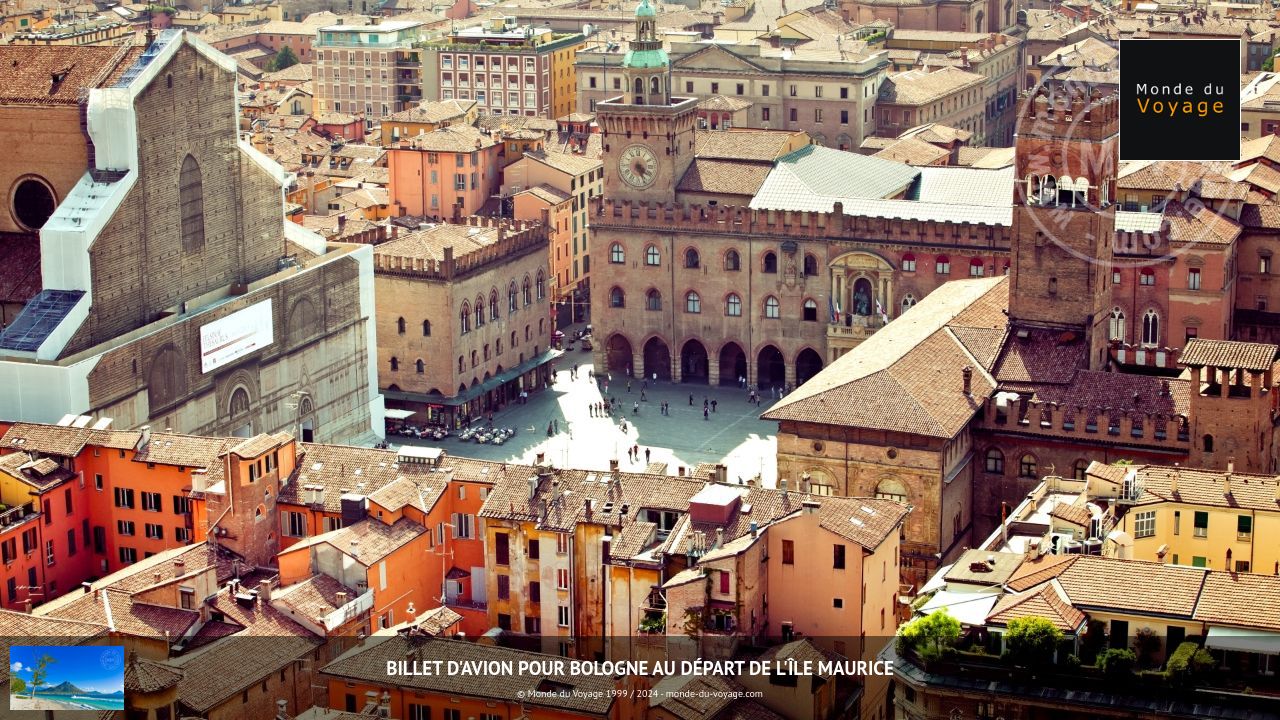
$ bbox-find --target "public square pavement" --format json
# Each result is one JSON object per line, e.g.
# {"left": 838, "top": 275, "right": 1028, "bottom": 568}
{"left": 395, "top": 356, "right": 781, "bottom": 487}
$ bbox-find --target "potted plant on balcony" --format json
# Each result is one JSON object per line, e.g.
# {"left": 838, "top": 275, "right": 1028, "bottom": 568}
{"left": 896, "top": 609, "right": 961, "bottom": 670}
{"left": 1002, "top": 616, "right": 1064, "bottom": 673}
{"left": 639, "top": 613, "right": 665, "bottom": 634}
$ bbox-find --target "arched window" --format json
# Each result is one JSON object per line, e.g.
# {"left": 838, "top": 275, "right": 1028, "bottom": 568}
{"left": 969, "top": 257, "right": 986, "bottom": 277}
{"left": 685, "top": 248, "right": 700, "bottom": 268}
{"left": 901, "top": 252, "right": 917, "bottom": 272}
{"left": 458, "top": 356, "right": 464, "bottom": 373}
{"left": 536, "top": 271, "right": 545, "bottom": 300}
{"left": 803, "top": 254, "right": 818, "bottom": 277}
{"left": 686, "top": 291, "right": 701, "bottom": 313}
{"left": 1203, "top": 434, "right": 1214, "bottom": 452}
{"left": 645, "top": 245, "right": 660, "bottom": 266}
{"left": 764, "top": 295, "right": 780, "bottom": 318}
{"left": 525, "top": 325, "right": 531, "bottom": 341}
{"left": 936, "top": 255, "right": 951, "bottom": 274}
{"left": 985, "top": 448, "right": 1004, "bottom": 474}
{"left": 1109, "top": 308, "right": 1125, "bottom": 340}
{"left": 416, "top": 359, "right": 425, "bottom": 373}
{"left": 650, "top": 76, "right": 660, "bottom": 95}
{"left": 802, "top": 299, "right": 817, "bottom": 322}
{"left": 1019, "top": 454, "right": 1037, "bottom": 478}
{"left": 422, "top": 320, "right": 431, "bottom": 336}
{"left": 474, "top": 297, "right": 485, "bottom": 327}
{"left": 874, "top": 478, "right": 908, "bottom": 503}
{"left": 179, "top": 155, "right": 206, "bottom": 251}
{"left": 229, "top": 386, "right": 250, "bottom": 417}
{"left": 902, "top": 294, "right": 917, "bottom": 311}
{"left": 471, "top": 351, "right": 478, "bottom": 368}
{"left": 1073, "top": 459, "right": 1089, "bottom": 480}
{"left": 610, "top": 243, "right": 625, "bottom": 264}
{"left": 763, "top": 252, "right": 778, "bottom": 274}
{"left": 1142, "top": 309, "right": 1159, "bottom": 346}
{"left": 459, "top": 303, "right": 471, "bottom": 333}
{"left": 1140, "top": 267, "right": 1156, "bottom": 286}
{"left": 490, "top": 291, "right": 499, "bottom": 321}
{"left": 496, "top": 338, "right": 503, "bottom": 354}
{"left": 724, "top": 249, "right": 740, "bottom": 271}
{"left": 509, "top": 282, "right": 518, "bottom": 312}
{"left": 396, "top": 317, "right": 406, "bottom": 334}
{"left": 390, "top": 357, "right": 400, "bottom": 372}
{"left": 634, "top": 77, "right": 643, "bottom": 95}
{"left": 522, "top": 276, "right": 532, "bottom": 306}
{"left": 610, "top": 287, "right": 625, "bottom": 308}
{"left": 646, "top": 289, "right": 662, "bottom": 311}
{"left": 726, "top": 293, "right": 742, "bottom": 317}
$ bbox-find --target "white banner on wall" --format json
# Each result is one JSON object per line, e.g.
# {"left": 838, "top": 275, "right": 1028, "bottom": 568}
{"left": 200, "top": 299, "right": 274, "bottom": 374}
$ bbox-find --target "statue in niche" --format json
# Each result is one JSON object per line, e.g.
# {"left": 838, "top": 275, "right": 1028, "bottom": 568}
{"left": 854, "top": 285, "right": 871, "bottom": 316}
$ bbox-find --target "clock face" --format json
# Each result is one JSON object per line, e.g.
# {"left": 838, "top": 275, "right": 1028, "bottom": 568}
{"left": 618, "top": 144, "right": 659, "bottom": 189}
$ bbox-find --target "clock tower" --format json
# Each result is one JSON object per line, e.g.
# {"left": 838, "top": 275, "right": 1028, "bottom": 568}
{"left": 597, "top": 0, "right": 698, "bottom": 203}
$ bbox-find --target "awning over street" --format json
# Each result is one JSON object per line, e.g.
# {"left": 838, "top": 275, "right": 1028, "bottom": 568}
{"left": 383, "top": 349, "right": 563, "bottom": 407}
{"left": 1205, "top": 626, "right": 1280, "bottom": 654}
{"left": 384, "top": 409, "right": 416, "bottom": 420}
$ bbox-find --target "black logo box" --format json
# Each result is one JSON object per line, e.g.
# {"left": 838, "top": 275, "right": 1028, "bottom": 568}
{"left": 1119, "top": 38, "right": 1241, "bottom": 162}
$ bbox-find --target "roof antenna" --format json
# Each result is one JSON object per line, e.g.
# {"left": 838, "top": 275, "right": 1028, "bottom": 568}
{"left": 144, "top": 4, "right": 155, "bottom": 47}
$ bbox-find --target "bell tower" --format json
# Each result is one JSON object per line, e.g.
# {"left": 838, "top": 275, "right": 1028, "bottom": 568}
{"left": 596, "top": 0, "right": 698, "bottom": 203}
{"left": 1008, "top": 88, "right": 1119, "bottom": 370}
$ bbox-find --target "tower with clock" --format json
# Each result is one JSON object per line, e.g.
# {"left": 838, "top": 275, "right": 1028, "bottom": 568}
{"left": 596, "top": 0, "right": 699, "bottom": 204}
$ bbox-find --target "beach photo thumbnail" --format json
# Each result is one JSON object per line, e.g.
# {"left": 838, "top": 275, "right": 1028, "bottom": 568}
{"left": 8, "top": 645, "right": 124, "bottom": 712}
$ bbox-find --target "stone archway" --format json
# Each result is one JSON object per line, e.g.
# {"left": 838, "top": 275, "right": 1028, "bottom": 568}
{"left": 681, "top": 339, "right": 709, "bottom": 384}
{"left": 796, "top": 348, "right": 823, "bottom": 386}
{"left": 719, "top": 342, "right": 747, "bottom": 386}
{"left": 606, "top": 334, "right": 633, "bottom": 374}
{"left": 643, "top": 337, "right": 671, "bottom": 380}
{"left": 757, "top": 345, "right": 785, "bottom": 389}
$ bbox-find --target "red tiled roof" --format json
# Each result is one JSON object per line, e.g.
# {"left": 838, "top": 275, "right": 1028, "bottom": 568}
{"left": 1179, "top": 338, "right": 1278, "bottom": 371}
{"left": 0, "top": 45, "right": 142, "bottom": 106}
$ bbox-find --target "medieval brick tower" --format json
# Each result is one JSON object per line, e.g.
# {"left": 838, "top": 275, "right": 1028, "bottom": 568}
{"left": 1008, "top": 90, "right": 1120, "bottom": 370}
{"left": 596, "top": 0, "right": 698, "bottom": 204}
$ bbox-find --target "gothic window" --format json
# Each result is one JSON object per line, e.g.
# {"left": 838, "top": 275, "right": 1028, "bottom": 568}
{"left": 509, "top": 282, "right": 518, "bottom": 312}
{"left": 763, "top": 252, "right": 778, "bottom": 274}
{"left": 490, "top": 291, "right": 499, "bottom": 321}
{"left": 416, "top": 359, "right": 425, "bottom": 373}
{"left": 610, "top": 243, "right": 625, "bottom": 263}
{"left": 764, "top": 296, "right": 780, "bottom": 319}
{"left": 902, "top": 294, "right": 917, "bottom": 311}
{"left": 726, "top": 293, "right": 742, "bottom": 317}
{"left": 1109, "top": 308, "right": 1125, "bottom": 340}
{"left": 803, "top": 254, "right": 818, "bottom": 276}
{"left": 1142, "top": 309, "right": 1159, "bottom": 346}
{"left": 229, "top": 387, "right": 250, "bottom": 416}
{"left": 802, "top": 299, "right": 817, "bottom": 322}
{"left": 460, "top": 303, "right": 471, "bottom": 333}
{"left": 645, "top": 245, "right": 660, "bottom": 266}
{"left": 685, "top": 248, "right": 700, "bottom": 268}
{"left": 179, "top": 155, "right": 206, "bottom": 251}
{"left": 610, "top": 287, "right": 625, "bottom": 308}
{"left": 536, "top": 271, "right": 545, "bottom": 300}
{"left": 474, "top": 297, "right": 485, "bottom": 327}
{"left": 423, "top": 320, "right": 431, "bottom": 336}
{"left": 396, "top": 317, "right": 406, "bottom": 334}
{"left": 724, "top": 249, "right": 740, "bottom": 271}
{"left": 686, "top": 291, "right": 701, "bottom": 313}
{"left": 646, "top": 289, "right": 662, "bottom": 311}
{"left": 985, "top": 448, "right": 1004, "bottom": 474}
{"left": 522, "top": 276, "right": 532, "bottom": 306}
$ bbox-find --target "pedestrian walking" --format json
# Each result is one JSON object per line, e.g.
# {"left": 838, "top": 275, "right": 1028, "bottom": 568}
{"left": 704, "top": 407, "right": 709, "bottom": 421}
{"left": 642, "top": 380, "right": 648, "bottom": 391}
{"left": 633, "top": 401, "right": 639, "bottom": 414}
{"left": 651, "top": 372, "right": 657, "bottom": 384}
{"left": 627, "top": 381, "right": 632, "bottom": 393}
{"left": 645, "top": 448, "right": 651, "bottom": 463}
{"left": 703, "top": 398, "right": 708, "bottom": 410}
{"left": 689, "top": 393, "right": 694, "bottom": 406}
{"left": 711, "top": 399, "right": 717, "bottom": 413}
{"left": 641, "top": 390, "right": 647, "bottom": 401}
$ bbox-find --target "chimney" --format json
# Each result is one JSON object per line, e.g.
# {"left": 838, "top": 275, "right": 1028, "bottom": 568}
{"left": 336, "top": 591, "right": 348, "bottom": 606}
{"left": 609, "top": 459, "right": 619, "bottom": 472}
{"left": 82, "top": 582, "right": 92, "bottom": 595}
{"left": 137, "top": 425, "right": 152, "bottom": 452}
{"left": 962, "top": 366, "right": 973, "bottom": 395}
{"left": 338, "top": 214, "right": 347, "bottom": 230}
{"left": 1225, "top": 458, "right": 1234, "bottom": 495}
{"left": 750, "top": 521, "right": 759, "bottom": 537}
{"left": 960, "top": 47, "right": 969, "bottom": 66}
{"left": 715, "top": 527, "right": 724, "bottom": 548}
{"left": 259, "top": 579, "right": 272, "bottom": 603}
{"left": 153, "top": 571, "right": 162, "bottom": 583}
{"left": 802, "top": 499, "right": 820, "bottom": 515}
{"left": 1170, "top": 463, "right": 1180, "bottom": 495}
{"left": 276, "top": 698, "right": 289, "bottom": 720}
{"left": 780, "top": 478, "right": 788, "bottom": 495}
{"left": 173, "top": 558, "right": 185, "bottom": 578}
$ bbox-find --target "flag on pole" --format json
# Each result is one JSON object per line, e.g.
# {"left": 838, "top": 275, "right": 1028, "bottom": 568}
{"left": 828, "top": 296, "right": 836, "bottom": 323}
{"left": 876, "top": 300, "right": 888, "bottom": 325}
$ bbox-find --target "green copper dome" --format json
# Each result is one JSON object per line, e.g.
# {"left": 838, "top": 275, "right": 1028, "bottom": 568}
{"left": 635, "top": 0, "right": 657, "bottom": 18}
{"left": 623, "top": 48, "right": 669, "bottom": 68}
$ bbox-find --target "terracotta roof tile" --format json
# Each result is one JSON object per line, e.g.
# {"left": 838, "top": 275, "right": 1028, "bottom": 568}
{"left": 1128, "top": 464, "right": 1280, "bottom": 513}
{"left": 880, "top": 67, "right": 985, "bottom": 106}
{"left": 872, "top": 137, "right": 950, "bottom": 166}
{"left": 1180, "top": 338, "right": 1278, "bottom": 371}
{"left": 1055, "top": 555, "right": 1207, "bottom": 617}
{"left": 1194, "top": 571, "right": 1280, "bottom": 631}
{"left": 986, "top": 583, "right": 1086, "bottom": 632}
{"left": 366, "top": 474, "right": 447, "bottom": 514}
{"left": 1005, "top": 554, "right": 1076, "bottom": 592}
{"left": 0, "top": 45, "right": 142, "bottom": 106}
{"left": 372, "top": 222, "right": 500, "bottom": 263}
{"left": 170, "top": 633, "right": 321, "bottom": 712}
{"left": 651, "top": 673, "right": 745, "bottom": 720}
{"left": 677, "top": 158, "right": 773, "bottom": 196}
{"left": 1, "top": 422, "right": 96, "bottom": 456}
{"left": 134, "top": 433, "right": 231, "bottom": 468}
{"left": 319, "top": 517, "right": 426, "bottom": 566}
{"left": 124, "top": 656, "right": 183, "bottom": 693}
{"left": 385, "top": 98, "right": 476, "bottom": 124}
{"left": 694, "top": 129, "right": 807, "bottom": 162}
{"left": 400, "top": 124, "right": 498, "bottom": 153}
